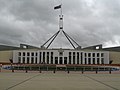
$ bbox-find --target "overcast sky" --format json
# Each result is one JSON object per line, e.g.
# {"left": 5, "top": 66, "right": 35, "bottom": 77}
{"left": 0, "top": 0, "right": 120, "bottom": 48}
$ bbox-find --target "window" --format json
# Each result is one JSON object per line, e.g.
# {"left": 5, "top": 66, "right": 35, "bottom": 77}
{"left": 88, "top": 58, "right": 91, "bottom": 64}
{"left": 27, "top": 57, "right": 29, "bottom": 64}
{"left": 27, "top": 52, "right": 30, "bottom": 56}
{"left": 18, "top": 52, "right": 21, "bottom": 56}
{"left": 39, "top": 52, "right": 41, "bottom": 64}
{"left": 97, "top": 58, "right": 99, "bottom": 64}
{"left": 47, "top": 52, "right": 49, "bottom": 56}
{"left": 81, "top": 53, "right": 83, "bottom": 64}
{"left": 93, "top": 53, "right": 95, "bottom": 57}
{"left": 77, "top": 52, "right": 79, "bottom": 64}
{"left": 85, "top": 58, "right": 87, "bottom": 64}
{"left": 51, "top": 52, "right": 53, "bottom": 64}
{"left": 59, "top": 57, "right": 63, "bottom": 64}
{"left": 101, "top": 58, "right": 104, "bottom": 64}
{"left": 97, "top": 53, "right": 99, "bottom": 57}
{"left": 93, "top": 58, "right": 95, "bottom": 64}
{"left": 23, "top": 52, "right": 25, "bottom": 56}
{"left": 69, "top": 52, "right": 71, "bottom": 64}
{"left": 51, "top": 52, "right": 53, "bottom": 55}
{"left": 73, "top": 56, "right": 75, "bottom": 64}
{"left": 69, "top": 56, "right": 71, "bottom": 64}
{"left": 47, "top": 56, "right": 49, "bottom": 64}
{"left": 69, "top": 52, "right": 71, "bottom": 56}
{"left": 43, "top": 52, "right": 45, "bottom": 63}
{"left": 51, "top": 56, "right": 53, "bottom": 64}
{"left": 35, "top": 57, "right": 37, "bottom": 64}
{"left": 73, "top": 52, "right": 75, "bottom": 64}
{"left": 18, "top": 57, "right": 21, "bottom": 63}
{"left": 64, "top": 57, "right": 67, "bottom": 64}
{"left": 31, "top": 57, "right": 34, "bottom": 64}
{"left": 23, "top": 57, "right": 25, "bottom": 64}
{"left": 31, "top": 52, "right": 34, "bottom": 56}
{"left": 36, "top": 52, "right": 38, "bottom": 56}
{"left": 101, "top": 53, "right": 104, "bottom": 57}
{"left": 55, "top": 57, "right": 58, "bottom": 64}
{"left": 73, "top": 52, "right": 75, "bottom": 56}
{"left": 85, "top": 53, "right": 87, "bottom": 57}
{"left": 88, "top": 53, "right": 91, "bottom": 57}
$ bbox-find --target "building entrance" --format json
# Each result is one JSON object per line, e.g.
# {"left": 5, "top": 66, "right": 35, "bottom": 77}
{"left": 59, "top": 57, "right": 63, "bottom": 64}
{"left": 56, "top": 65, "right": 66, "bottom": 71}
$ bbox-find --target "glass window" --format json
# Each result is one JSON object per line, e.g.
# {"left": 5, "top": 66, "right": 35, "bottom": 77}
{"left": 85, "top": 53, "right": 87, "bottom": 57}
{"left": 85, "top": 58, "right": 87, "bottom": 64}
{"left": 23, "top": 52, "right": 25, "bottom": 56}
{"left": 36, "top": 52, "right": 37, "bottom": 56}
{"left": 43, "top": 52, "right": 45, "bottom": 63}
{"left": 88, "top": 58, "right": 91, "bottom": 64}
{"left": 77, "top": 52, "right": 79, "bottom": 64}
{"left": 51, "top": 56, "right": 53, "bottom": 64}
{"left": 93, "top": 53, "right": 95, "bottom": 57}
{"left": 69, "top": 56, "right": 71, "bottom": 64}
{"left": 47, "top": 55, "right": 49, "bottom": 64}
{"left": 47, "top": 52, "right": 49, "bottom": 56}
{"left": 81, "top": 53, "right": 83, "bottom": 64}
{"left": 64, "top": 57, "right": 67, "bottom": 64}
{"left": 97, "top": 58, "right": 99, "bottom": 64}
{"left": 97, "top": 53, "right": 99, "bottom": 57}
{"left": 101, "top": 53, "right": 104, "bottom": 57}
{"left": 88, "top": 53, "right": 91, "bottom": 57}
{"left": 93, "top": 58, "right": 95, "bottom": 64}
{"left": 69, "top": 52, "right": 71, "bottom": 56}
{"left": 31, "top": 52, "right": 34, "bottom": 56}
{"left": 51, "top": 52, "right": 53, "bottom": 55}
{"left": 18, "top": 52, "right": 21, "bottom": 56}
{"left": 73, "top": 56, "right": 75, "bottom": 64}
{"left": 101, "top": 58, "right": 104, "bottom": 64}
{"left": 73, "top": 52, "right": 75, "bottom": 56}
{"left": 51, "top": 52, "right": 53, "bottom": 64}
{"left": 59, "top": 57, "right": 63, "bottom": 64}
{"left": 27, "top": 57, "right": 29, "bottom": 64}
{"left": 18, "top": 57, "right": 21, "bottom": 63}
{"left": 23, "top": 57, "right": 25, "bottom": 64}
{"left": 31, "top": 57, "right": 34, "bottom": 64}
{"left": 35, "top": 57, "right": 37, "bottom": 64}
{"left": 55, "top": 57, "right": 58, "bottom": 64}
{"left": 27, "top": 52, "right": 30, "bottom": 56}
{"left": 39, "top": 52, "right": 41, "bottom": 64}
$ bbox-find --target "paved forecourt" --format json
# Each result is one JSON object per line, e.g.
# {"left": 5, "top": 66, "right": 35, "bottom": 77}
{"left": 0, "top": 72, "right": 120, "bottom": 90}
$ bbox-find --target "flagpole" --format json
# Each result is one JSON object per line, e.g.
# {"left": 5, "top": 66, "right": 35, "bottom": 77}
{"left": 60, "top": 4, "right": 62, "bottom": 16}
{"left": 59, "top": 4, "right": 63, "bottom": 31}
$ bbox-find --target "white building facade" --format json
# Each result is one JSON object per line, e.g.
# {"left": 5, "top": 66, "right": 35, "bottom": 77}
{"left": 13, "top": 49, "right": 109, "bottom": 64}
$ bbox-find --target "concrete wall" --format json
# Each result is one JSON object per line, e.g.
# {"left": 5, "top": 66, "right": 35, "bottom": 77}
{"left": 0, "top": 49, "right": 120, "bottom": 64}
{"left": 0, "top": 51, "right": 13, "bottom": 63}
{"left": 109, "top": 51, "right": 120, "bottom": 64}
{"left": 13, "top": 49, "right": 109, "bottom": 64}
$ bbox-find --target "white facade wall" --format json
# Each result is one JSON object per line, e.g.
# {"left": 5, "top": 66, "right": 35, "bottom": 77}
{"left": 13, "top": 49, "right": 109, "bottom": 64}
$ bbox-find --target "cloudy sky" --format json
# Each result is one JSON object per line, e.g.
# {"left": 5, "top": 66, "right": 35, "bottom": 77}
{"left": 0, "top": 0, "right": 120, "bottom": 48}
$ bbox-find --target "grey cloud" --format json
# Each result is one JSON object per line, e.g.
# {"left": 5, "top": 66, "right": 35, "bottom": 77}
{"left": 0, "top": 0, "right": 120, "bottom": 48}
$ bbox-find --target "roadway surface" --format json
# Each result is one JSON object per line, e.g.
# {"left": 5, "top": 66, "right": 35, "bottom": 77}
{"left": 0, "top": 71, "right": 120, "bottom": 90}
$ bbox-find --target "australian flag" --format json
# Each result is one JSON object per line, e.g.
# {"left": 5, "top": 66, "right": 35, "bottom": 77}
{"left": 54, "top": 5, "right": 61, "bottom": 10}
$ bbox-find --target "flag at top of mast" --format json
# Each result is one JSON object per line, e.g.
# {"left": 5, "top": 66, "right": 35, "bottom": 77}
{"left": 54, "top": 4, "right": 61, "bottom": 10}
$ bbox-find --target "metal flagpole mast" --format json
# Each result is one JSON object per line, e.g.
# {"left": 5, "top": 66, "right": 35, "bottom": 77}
{"left": 59, "top": 4, "right": 63, "bottom": 31}
{"left": 40, "top": 2, "right": 81, "bottom": 49}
